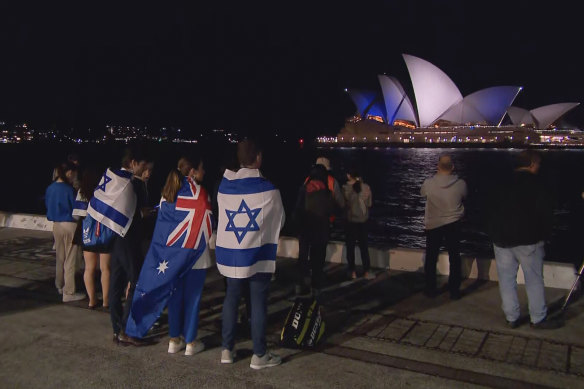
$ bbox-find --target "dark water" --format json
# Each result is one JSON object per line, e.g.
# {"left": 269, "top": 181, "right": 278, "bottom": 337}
{"left": 2, "top": 142, "right": 584, "bottom": 264}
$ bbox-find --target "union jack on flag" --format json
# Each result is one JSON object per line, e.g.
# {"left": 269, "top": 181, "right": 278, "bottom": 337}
{"left": 126, "top": 176, "right": 213, "bottom": 338}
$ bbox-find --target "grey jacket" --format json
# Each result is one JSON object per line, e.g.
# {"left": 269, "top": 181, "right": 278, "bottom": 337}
{"left": 420, "top": 174, "right": 467, "bottom": 230}
{"left": 343, "top": 181, "right": 372, "bottom": 223}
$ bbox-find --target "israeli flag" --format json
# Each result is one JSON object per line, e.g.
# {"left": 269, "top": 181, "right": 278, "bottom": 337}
{"left": 87, "top": 168, "right": 137, "bottom": 237}
{"left": 72, "top": 190, "right": 88, "bottom": 218}
{"left": 216, "top": 168, "right": 285, "bottom": 278}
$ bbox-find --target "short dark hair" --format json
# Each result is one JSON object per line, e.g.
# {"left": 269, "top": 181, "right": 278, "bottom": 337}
{"left": 438, "top": 155, "right": 453, "bottom": 171}
{"left": 515, "top": 150, "right": 541, "bottom": 169}
{"left": 121, "top": 146, "right": 147, "bottom": 168}
{"left": 237, "top": 139, "right": 261, "bottom": 167}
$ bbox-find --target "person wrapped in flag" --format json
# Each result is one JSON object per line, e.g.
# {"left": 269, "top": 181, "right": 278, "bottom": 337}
{"left": 126, "top": 158, "right": 213, "bottom": 356}
{"left": 216, "top": 139, "right": 285, "bottom": 369}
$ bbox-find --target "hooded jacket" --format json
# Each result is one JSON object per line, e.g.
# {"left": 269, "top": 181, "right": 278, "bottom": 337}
{"left": 420, "top": 174, "right": 467, "bottom": 230}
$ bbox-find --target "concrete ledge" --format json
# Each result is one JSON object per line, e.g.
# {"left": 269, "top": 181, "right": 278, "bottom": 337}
{"left": 1, "top": 211, "right": 576, "bottom": 289}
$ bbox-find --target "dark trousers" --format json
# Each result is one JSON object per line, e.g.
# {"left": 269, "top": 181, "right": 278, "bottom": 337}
{"left": 298, "top": 234, "right": 327, "bottom": 289}
{"left": 346, "top": 222, "right": 370, "bottom": 272}
{"left": 222, "top": 273, "right": 271, "bottom": 356}
{"left": 424, "top": 220, "right": 462, "bottom": 293}
{"left": 110, "top": 235, "right": 143, "bottom": 335}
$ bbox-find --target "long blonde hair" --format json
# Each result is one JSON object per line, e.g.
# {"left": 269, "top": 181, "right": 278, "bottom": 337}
{"left": 161, "top": 169, "right": 182, "bottom": 202}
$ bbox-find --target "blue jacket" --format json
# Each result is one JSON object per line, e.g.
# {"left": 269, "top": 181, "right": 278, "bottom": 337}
{"left": 45, "top": 181, "right": 76, "bottom": 222}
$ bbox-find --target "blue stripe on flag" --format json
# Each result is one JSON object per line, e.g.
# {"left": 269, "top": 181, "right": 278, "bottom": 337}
{"left": 74, "top": 200, "right": 88, "bottom": 210}
{"left": 111, "top": 169, "right": 133, "bottom": 179}
{"left": 90, "top": 197, "right": 130, "bottom": 227}
{"left": 219, "top": 177, "right": 276, "bottom": 195}
{"left": 215, "top": 244, "right": 278, "bottom": 267}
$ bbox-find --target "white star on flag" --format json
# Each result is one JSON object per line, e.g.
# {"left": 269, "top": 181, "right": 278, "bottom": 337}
{"left": 157, "top": 260, "right": 169, "bottom": 275}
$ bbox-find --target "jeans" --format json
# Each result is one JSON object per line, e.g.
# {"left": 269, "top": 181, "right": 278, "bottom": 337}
{"left": 424, "top": 220, "right": 462, "bottom": 293}
{"left": 297, "top": 233, "right": 327, "bottom": 289}
{"left": 494, "top": 241, "right": 547, "bottom": 324}
{"left": 168, "top": 269, "right": 207, "bottom": 344}
{"left": 346, "top": 222, "right": 370, "bottom": 272}
{"left": 222, "top": 272, "right": 271, "bottom": 356}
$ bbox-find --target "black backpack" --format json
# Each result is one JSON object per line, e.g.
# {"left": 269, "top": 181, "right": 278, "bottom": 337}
{"left": 280, "top": 297, "right": 325, "bottom": 349}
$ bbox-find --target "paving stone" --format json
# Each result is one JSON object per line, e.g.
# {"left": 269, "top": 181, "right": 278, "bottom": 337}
{"left": 479, "top": 333, "right": 513, "bottom": 361}
{"left": 364, "top": 315, "right": 395, "bottom": 337}
{"left": 377, "top": 317, "right": 416, "bottom": 341}
{"left": 438, "top": 326, "right": 463, "bottom": 352}
{"left": 401, "top": 322, "right": 439, "bottom": 346}
{"left": 569, "top": 346, "right": 584, "bottom": 376}
{"left": 536, "top": 341, "right": 568, "bottom": 372}
{"left": 451, "top": 328, "right": 487, "bottom": 356}
{"left": 0, "top": 261, "right": 43, "bottom": 276}
{"left": 425, "top": 324, "right": 450, "bottom": 348}
{"left": 521, "top": 338, "right": 542, "bottom": 367}
{"left": 506, "top": 336, "right": 527, "bottom": 364}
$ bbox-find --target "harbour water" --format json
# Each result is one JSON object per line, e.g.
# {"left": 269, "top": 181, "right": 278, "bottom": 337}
{"left": 2, "top": 142, "right": 583, "bottom": 263}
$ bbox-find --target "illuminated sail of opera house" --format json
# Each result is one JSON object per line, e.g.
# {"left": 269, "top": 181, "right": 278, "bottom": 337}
{"left": 319, "top": 54, "right": 582, "bottom": 146}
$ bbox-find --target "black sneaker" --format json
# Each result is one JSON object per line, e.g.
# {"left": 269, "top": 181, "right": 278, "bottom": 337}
{"left": 449, "top": 290, "right": 462, "bottom": 300}
{"left": 530, "top": 316, "right": 563, "bottom": 330}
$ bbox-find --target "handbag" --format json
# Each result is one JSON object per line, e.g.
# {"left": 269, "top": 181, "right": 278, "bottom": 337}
{"left": 82, "top": 214, "right": 116, "bottom": 249}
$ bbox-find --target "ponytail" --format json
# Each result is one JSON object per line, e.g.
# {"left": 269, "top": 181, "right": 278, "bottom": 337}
{"left": 161, "top": 169, "right": 182, "bottom": 202}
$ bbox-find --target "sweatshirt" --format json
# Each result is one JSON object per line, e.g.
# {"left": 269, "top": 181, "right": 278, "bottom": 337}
{"left": 45, "top": 181, "right": 76, "bottom": 222}
{"left": 420, "top": 174, "right": 467, "bottom": 230}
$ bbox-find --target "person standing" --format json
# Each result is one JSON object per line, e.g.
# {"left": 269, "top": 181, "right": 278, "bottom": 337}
{"left": 420, "top": 155, "right": 467, "bottom": 299}
{"left": 487, "top": 150, "right": 561, "bottom": 329}
{"left": 343, "top": 168, "right": 373, "bottom": 280}
{"left": 45, "top": 162, "right": 86, "bottom": 302}
{"left": 75, "top": 166, "right": 112, "bottom": 309}
{"left": 107, "top": 147, "right": 149, "bottom": 345}
{"left": 216, "top": 139, "right": 285, "bottom": 369}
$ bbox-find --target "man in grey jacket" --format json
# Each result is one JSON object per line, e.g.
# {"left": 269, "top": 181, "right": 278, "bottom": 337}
{"left": 420, "top": 155, "right": 467, "bottom": 299}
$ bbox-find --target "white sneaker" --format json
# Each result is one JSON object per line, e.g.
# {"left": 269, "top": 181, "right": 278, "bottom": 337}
{"left": 62, "top": 292, "right": 86, "bottom": 302}
{"left": 168, "top": 339, "right": 186, "bottom": 354}
{"left": 250, "top": 351, "right": 282, "bottom": 370}
{"left": 185, "top": 341, "right": 205, "bottom": 356}
{"left": 221, "top": 348, "right": 236, "bottom": 364}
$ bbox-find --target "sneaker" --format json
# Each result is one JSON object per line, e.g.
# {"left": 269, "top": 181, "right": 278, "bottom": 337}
{"left": 250, "top": 351, "right": 282, "bottom": 370}
{"left": 62, "top": 292, "right": 86, "bottom": 302}
{"left": 168, "top": 339, "right": 186, "bottom": 354}
{"left": 221, "top": 348, "right": 236, "bottom": 364}
{"left": 351, "top": 272, "right": 357, "bottom": 280}
{"left": 185, "top": 341, "right": 204, "bottom": 356}
{"left": 531, "top": 315, "right": 563, "bottom": 330}
{"left": 363, "top": 272, "right": 375, "bottom": 280}
{"left": 449, "top": 290, "right": 462, "bottom": 300}
{"left": 506, "top": 319, "right": 520, "bottom": 329}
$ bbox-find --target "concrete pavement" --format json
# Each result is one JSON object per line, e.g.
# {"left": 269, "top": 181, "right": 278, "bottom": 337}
{"left": 0, "top": 227, "right": 583, "bottom": 388}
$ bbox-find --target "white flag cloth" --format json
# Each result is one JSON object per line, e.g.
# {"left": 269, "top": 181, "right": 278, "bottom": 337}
{"left": 216, "top": 168, "right": 285, "bottom": 278}
{"left": 87, "top": 168, "right": 137, "bottom": 237}
{"left": 72, "top": 190, "right": 88, "bottom": 218}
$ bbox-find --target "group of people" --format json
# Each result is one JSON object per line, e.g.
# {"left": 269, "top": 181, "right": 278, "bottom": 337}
{"left": 45, "top": 140, "right": 288, "bottom": 369}
{"left": 420, "top": 150, "right": 562, "bottom": 329}
{"left": 43, "top": 143, "right": 564, "bottom": 373}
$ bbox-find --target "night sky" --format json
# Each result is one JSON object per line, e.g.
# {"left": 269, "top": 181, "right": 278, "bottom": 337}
{"left": 1, "top": 1, "right": 582, "bottom": 138}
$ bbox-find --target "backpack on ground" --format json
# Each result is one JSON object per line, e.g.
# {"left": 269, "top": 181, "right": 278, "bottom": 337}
{"left": 280, "top": 297, "right": 325, "bottom": 349}
{"left": 81, "top": 214, "right": 116, "bottom": 249}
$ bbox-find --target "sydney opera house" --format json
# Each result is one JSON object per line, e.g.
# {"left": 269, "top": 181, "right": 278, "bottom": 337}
{"left": 322, "top": 54, "right": 582, "bottom": 146}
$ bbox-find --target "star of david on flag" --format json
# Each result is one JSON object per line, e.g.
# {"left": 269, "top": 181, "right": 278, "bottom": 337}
{"left": 225, "top": 199, "right": 261, "bottom": 244}
{"left": 97, "top": 172, "right": 112, "bottom": 192}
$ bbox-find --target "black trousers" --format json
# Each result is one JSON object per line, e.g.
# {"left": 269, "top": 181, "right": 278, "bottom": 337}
{"left": 298, "top": 233, "right": 327, "bottom": 289}
{"left": 109, "top": 235, "right": 143, "bottom": 335}
{"left": 345, "top": 222, "right": 371, "bottom": 272}
{"left": 424, "top": 220, "right": 462, "bottom": 293}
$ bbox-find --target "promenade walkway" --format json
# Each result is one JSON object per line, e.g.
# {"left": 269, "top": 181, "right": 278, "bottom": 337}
{"left": 0, "top": 227, "right": 583, "bottom": 388}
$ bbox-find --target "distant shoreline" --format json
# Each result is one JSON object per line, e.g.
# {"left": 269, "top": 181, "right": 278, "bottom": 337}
{"left": 317, "top": 142, "right": 584, "bottom": 150}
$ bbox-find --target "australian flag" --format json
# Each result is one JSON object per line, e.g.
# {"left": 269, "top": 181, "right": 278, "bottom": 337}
{"left": 125, "top": 176, "right": 213, "bottom": 338}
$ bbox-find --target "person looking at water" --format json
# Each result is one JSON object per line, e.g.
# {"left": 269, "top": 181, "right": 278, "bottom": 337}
{"left": 420, "top": 154, "right": 467, "bottom": 300}
{"left": 486, "top": 150, "right": 562, "bottom": 329}
{"left": 343, "top": 168, "right": 373, "bottom": 280}
{"left": 216, "top": 139, "right": 285, "bottom": 369}
{"left": 294, "top": 164, "right": 335, "bottom": 296}
{"left": 75, "top": 166, "right": 112, "bottom": 309}
{"left": 45, "top": 162, "right": 86, "bottom": 302}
